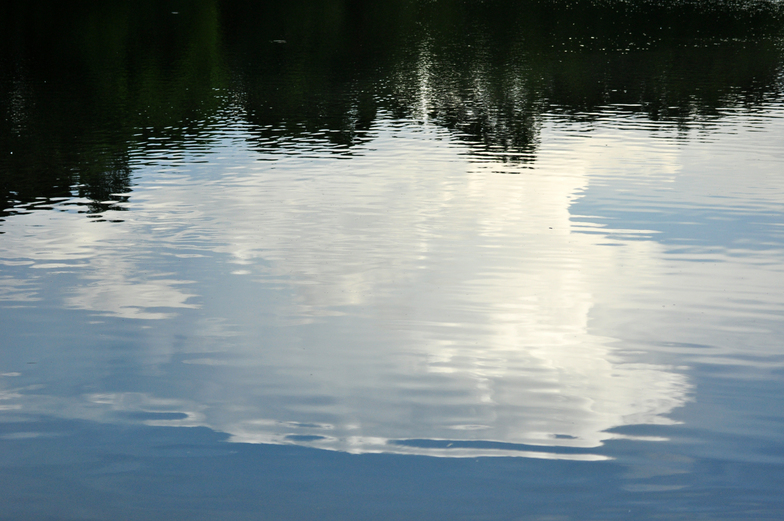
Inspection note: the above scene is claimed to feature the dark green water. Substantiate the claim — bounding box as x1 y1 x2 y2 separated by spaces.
2 1 784 519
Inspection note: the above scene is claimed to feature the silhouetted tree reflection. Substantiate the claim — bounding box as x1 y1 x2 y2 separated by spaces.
1 0 783 218
224 0 784 159
0 0 226 218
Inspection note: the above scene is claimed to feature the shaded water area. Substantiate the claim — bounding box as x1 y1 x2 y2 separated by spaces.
2 0 784 519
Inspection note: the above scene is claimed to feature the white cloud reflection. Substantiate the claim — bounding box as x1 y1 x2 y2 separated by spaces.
7 112 784 459
0 206 198 319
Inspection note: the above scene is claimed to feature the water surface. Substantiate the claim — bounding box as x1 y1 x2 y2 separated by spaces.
2 1 784 519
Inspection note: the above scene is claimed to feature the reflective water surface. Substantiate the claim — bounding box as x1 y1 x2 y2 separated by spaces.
2 1 784 519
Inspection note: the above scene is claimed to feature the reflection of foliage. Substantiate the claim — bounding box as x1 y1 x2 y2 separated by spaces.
220 0 415 151
222 0 784 159
0 0 227 216
405 0 784 133
1 0 783 213
74 151 133 215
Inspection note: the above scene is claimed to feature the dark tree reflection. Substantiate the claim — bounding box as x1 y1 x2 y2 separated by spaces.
0 0 226 218
1 0 783 217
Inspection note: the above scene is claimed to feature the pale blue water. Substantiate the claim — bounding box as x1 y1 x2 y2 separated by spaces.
2 1 784 519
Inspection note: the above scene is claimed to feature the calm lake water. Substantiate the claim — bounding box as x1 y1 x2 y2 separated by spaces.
2 1 784 519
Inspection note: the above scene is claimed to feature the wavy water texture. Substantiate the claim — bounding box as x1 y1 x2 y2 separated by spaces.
1 0 784 466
